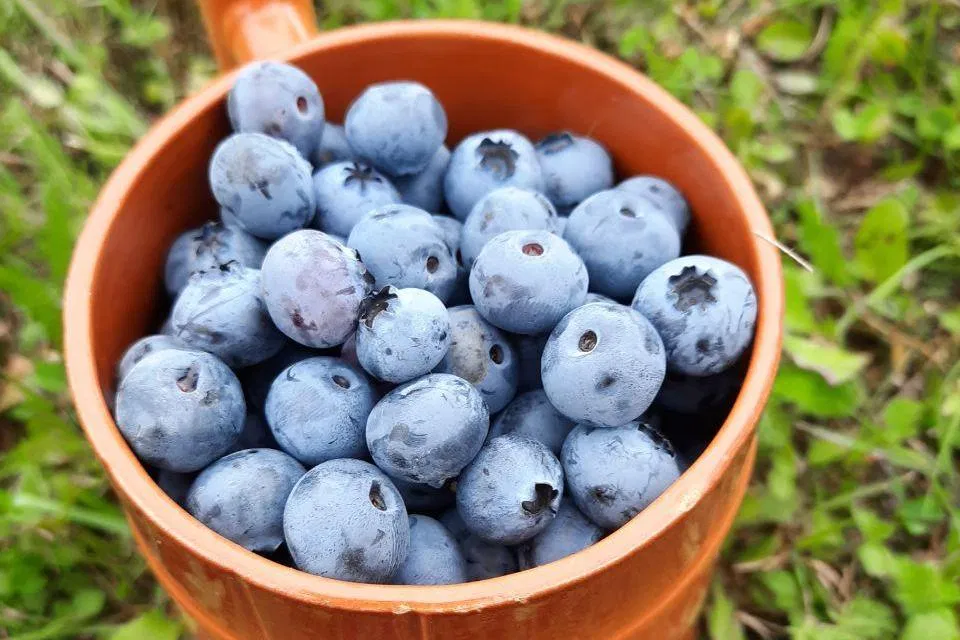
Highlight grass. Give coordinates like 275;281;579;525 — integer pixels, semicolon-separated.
1;0;958;638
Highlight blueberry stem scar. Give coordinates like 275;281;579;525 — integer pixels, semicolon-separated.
369;481;386;510
578;330;597;352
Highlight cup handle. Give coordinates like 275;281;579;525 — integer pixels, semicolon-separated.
197;0;318;70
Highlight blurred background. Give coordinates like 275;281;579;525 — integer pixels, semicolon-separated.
1;0;959;638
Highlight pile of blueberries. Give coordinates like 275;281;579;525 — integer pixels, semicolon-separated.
114;60;758;585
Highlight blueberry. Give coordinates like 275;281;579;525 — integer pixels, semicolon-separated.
395;515;467;585
265;356;376;465
438;503;472;540
164;222;267;297
510;333;547;392
459;545;518;582
432;214;462;252
447;267;472;307
261;543;296;568
583;293;618;305
633;408;710;471
310;122;353;168
541;302;665;426
445;130;545;220
186;448;305;552
666;410;723;471
434;306;518;414
237;342;321;414
555;216;568;236
431;215;470;305
516;502;604;569
561;421;680;529
631;255;757;376
535;132;614;210
460;187;559;269
565;189;681;300
487;390;573;456
439;508;518;581
339;331;360;368
347;205;457;302
366;373;488;487
227;412;280;453
457;433;563;544
391;477;456;513
469;230;588;335
159;314;176;336
117;334;189;382
171;263;285;368
654;366;742;415
283;459;409;582
115;350;245;472
261;230;374;348
312;161;401;237
209;133;315;240
356;286;451;383
154;469;196;506
227;61;324;159
345;81;447;176
394;146;450;212
617;175;690;235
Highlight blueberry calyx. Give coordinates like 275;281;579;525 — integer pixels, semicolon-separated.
217;260;240;273
477;138;519;180
176;366;199;392
358;286;398;329
343;163;383;194
536;132;575;155
193;222;223;256
521;482;558;516
358;260;376;287
668;265;718;312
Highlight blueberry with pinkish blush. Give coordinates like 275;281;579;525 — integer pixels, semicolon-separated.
261;230;374;349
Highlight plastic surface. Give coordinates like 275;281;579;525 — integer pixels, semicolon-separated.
63;13;783;640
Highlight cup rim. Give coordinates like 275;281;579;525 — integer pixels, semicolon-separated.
64;19;783;610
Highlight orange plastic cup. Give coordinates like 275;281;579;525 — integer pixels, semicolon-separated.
64;3;783;638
